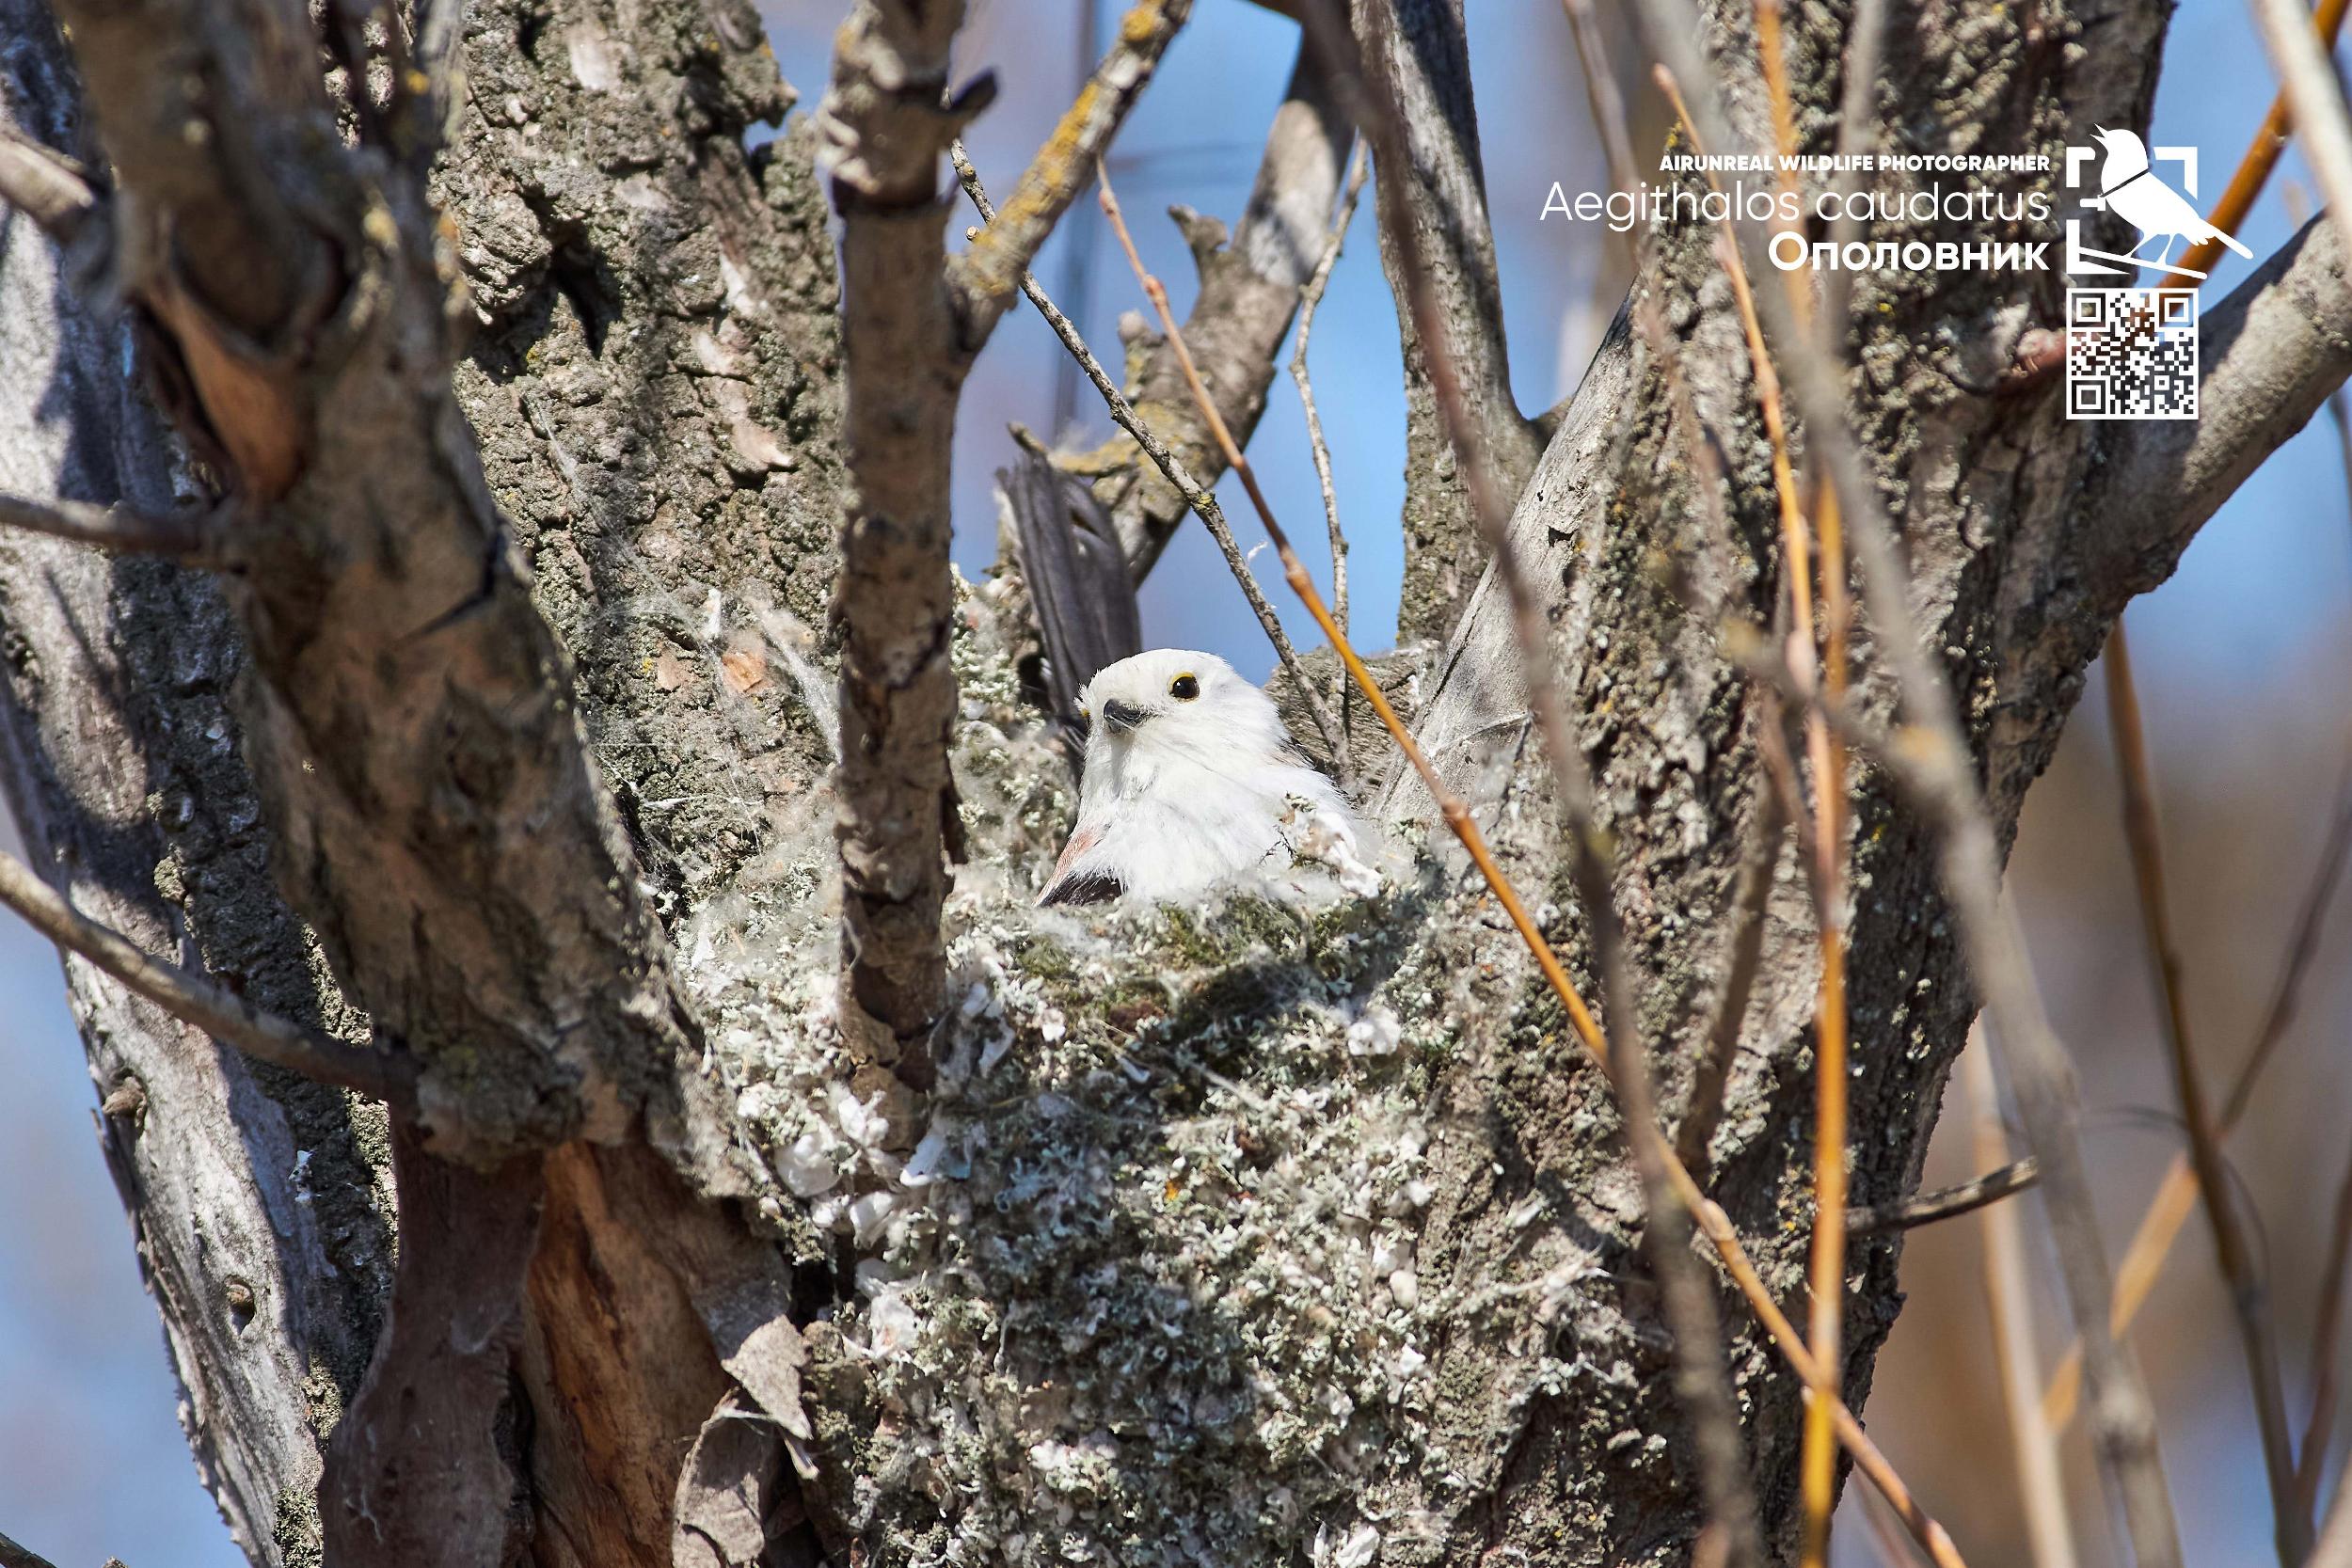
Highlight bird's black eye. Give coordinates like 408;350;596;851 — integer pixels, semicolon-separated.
1169;673;1200;701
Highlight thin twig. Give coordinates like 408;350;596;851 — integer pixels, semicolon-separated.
2301;192;2352;1498
2247;0;2352;272
953;149;1347;770
2104;626;2307;1561
1350;41;1767;1568
1846;1156;2042;1238
0;845;413;1104
949;0;1192;339
1679;784;1788;1180
0;492;225;565
1965;1034;2081;1568
2301;1136;2352;1519
2043;154;2352;1426
1632;9;2186;1564
1820;0;1888;330
1559;18;1959;1565
1291;140;1371;766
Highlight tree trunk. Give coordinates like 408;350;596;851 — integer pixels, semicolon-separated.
2;1;2347;1566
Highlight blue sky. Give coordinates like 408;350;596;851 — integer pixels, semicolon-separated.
0;5;2343;1565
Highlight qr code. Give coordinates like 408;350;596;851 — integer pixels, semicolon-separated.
2066;288;2198;420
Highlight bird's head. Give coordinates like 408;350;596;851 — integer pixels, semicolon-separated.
2091;126;2147;159
1075;648;1278;758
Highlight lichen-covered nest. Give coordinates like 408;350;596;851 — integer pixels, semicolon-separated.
645;577;1620;1565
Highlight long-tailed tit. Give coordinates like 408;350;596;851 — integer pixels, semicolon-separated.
1038;649;1362;906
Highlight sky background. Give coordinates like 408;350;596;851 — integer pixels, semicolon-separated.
3;3;2346;1564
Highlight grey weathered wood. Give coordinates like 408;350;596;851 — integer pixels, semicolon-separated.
0;15;392;1566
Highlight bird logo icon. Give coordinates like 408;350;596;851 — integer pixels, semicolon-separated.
2074;127;2251;279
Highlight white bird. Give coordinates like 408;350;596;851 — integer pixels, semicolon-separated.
1037;649;1361;906
2090;127;2252;267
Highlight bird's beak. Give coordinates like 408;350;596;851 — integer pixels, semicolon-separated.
1100;698;1147;734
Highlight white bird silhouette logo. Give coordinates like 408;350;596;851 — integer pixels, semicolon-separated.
2090;127;2252;270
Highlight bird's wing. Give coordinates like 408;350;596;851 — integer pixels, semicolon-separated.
999;451;1143;731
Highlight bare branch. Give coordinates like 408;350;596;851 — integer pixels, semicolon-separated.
1965;1037;2081;1568
48;0;711;1161
1819;0;1887;329
2168;0;2351;286
953;0;1190;341
2085;216;2352;596
1108;76;1970;1560
0;1528;65;1568
1844;1156;2040;1238
822;0;982;1071
1291;141;1370;762
0;492;224;564
1088;169;1352;768
0;842;414;1105
1071;31;1353;578
1678;784;1786;1180
1087;177;1350;768
2105;625;2307;1561
1349;23;1768;1566
2249;0;2352;266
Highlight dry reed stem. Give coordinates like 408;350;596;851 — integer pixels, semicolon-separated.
2162;0;2352;287
2103;628;2307;1561
1965;1033;2082;1568
2042;63;2352;1433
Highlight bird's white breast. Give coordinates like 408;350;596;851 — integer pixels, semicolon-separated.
1064;724;1355;899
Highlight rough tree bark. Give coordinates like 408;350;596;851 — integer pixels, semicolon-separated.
1355;0;1546;644
0;3;2346;1568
